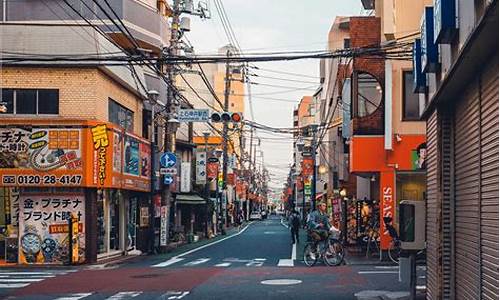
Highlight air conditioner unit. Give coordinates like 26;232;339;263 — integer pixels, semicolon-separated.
180;17;191;32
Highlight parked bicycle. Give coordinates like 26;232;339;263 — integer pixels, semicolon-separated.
303;226;345;267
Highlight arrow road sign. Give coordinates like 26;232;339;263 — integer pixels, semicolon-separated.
164;175;174;185
160;152;177;168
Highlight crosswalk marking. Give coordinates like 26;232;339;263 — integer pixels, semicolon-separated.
215;262;231;267
0;283;30;288
53;293;93;300
184;258;210;266
106;291;142;299
277;259;294;267
153;257;185;267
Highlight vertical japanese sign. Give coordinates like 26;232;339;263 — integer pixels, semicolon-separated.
195;151;207;184
18;195;85;264
124;136;139;176
301;157;314;176
140;143;151;178
160;206;168;246
180;162;191;193
91;124;109;186
112;132;122;173
380;171;395;250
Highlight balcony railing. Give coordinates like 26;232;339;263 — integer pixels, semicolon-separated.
1;0;169;50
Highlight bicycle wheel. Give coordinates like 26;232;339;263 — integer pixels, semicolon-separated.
324;239;345;266
303;243;318;267
388;241;401;264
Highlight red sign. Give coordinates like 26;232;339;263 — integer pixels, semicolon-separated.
379;171;395;250
207;162;219;179
302;158;314;176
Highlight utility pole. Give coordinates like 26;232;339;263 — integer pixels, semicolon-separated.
247;127;254;219
203;132;210;238
221;49;232;229
160;0;181;252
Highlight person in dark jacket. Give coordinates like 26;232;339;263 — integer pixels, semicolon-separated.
288;210;301;244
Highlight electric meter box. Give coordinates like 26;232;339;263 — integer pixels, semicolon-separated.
399;200;425;250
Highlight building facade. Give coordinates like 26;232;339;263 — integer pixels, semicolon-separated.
413;0;498;298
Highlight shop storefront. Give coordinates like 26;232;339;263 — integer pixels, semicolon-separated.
350;134;426;250
0;120;151;265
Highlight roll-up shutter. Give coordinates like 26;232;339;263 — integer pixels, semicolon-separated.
426;110;441;300
453;78;481;299
441;113;453;299
479;60;499;300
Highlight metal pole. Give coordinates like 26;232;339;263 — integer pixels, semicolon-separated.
311;125;318;211
410;251;417;300
203;133;210;238
222;49;232;228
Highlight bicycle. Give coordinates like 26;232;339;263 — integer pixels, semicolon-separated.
303;227;345;267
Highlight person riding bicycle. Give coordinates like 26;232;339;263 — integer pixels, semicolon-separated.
307;202;331;252
383;216;399;241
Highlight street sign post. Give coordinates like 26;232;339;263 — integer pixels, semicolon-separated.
160;206;168;246
164;175;174;185
178;109;210;122
160;168;177;175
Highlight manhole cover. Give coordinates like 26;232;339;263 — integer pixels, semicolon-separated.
131;274;162;279
261;279;302;286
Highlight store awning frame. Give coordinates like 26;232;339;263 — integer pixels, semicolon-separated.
175;194;206;205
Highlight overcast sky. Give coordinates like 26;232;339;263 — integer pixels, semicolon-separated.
186;1;361;189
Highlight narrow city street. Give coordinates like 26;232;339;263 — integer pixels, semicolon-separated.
0;216;424;300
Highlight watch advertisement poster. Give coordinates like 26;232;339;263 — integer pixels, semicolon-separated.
18;194;85;264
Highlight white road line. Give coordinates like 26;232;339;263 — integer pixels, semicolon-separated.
358;271;399;274
0;283;30;288
254;258;266;261
215;262;231;267
168;291;190;299
374;266;398;269
0;278;45;283
277;259;294;267
53;293;93;300
280;219;289;229
0;272;58;275
0;275;55;278
245;260;264;267
152;223;253;268
223;258;252;263
417;285;426;290
152;257;185;268
184;258;210;266
106;291;142;299
291;243;297;260
419;276;426;279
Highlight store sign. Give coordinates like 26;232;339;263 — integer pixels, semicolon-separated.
380;172;395;250
302;158;314;176
160;206;168;246
196;151;207;184
0;127;84;186
304;178;312;196
91;124;109;186
180;162;191;193
207;162;219;179
411;142;427;170
19;194;85;264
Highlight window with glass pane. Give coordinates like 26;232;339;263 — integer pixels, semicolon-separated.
357;72;382;117
0;89;14;113
109;99;134;132
38;90;59;114
16;89;37;114
403;71;420;120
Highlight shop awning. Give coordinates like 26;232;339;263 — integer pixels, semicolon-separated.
175;194;206;205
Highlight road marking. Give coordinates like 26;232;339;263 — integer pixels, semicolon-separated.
277;259;294;267
184;258;210;266
246;259;265;267
153;257;185;267
152;223;253;268
254;258;266;261
280;219;289;229
374;266;398;269
167;291;190;299
223;258;252;263
0;278;45;283
106;291;142;299
53;293;93;300
291;243;297;260
417;285;426;290
0;274;56;278
358;271;399;274
0;283;30;288
215;262;231;267
419;276;426;279
0;272;58;275
261;279;302;285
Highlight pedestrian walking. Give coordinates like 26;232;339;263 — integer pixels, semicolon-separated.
288;210;301;244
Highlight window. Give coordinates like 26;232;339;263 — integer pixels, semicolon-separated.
0;89;59;115
355;72;382;117
344;38;351;49
402;71;420;120
109;98;134;132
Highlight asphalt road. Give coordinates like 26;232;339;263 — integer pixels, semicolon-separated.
0;216;425;300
